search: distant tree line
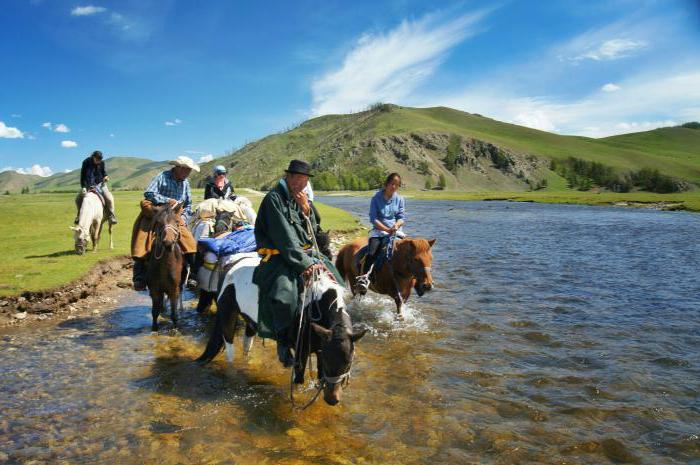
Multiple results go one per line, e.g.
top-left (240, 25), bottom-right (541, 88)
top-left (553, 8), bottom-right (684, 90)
top-left (550, 157), bottom-right (688, 193)
top-left (312, 167), bottom-right (386, 191)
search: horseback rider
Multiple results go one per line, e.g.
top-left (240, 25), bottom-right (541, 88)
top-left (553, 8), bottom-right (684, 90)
top-left (253, 159), bottom-right (340, 367)
top-left (356, 172), bottom-right (405, 293)
top-left (204, 165), bottom-right (236, 200)
top-left (75, 150), bottom-right (117, 225)
top-left (130, 156), bottom-right (199, 291)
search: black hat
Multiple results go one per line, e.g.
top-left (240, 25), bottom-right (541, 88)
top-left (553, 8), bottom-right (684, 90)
top-left (285, 159), bottom-right (313, 177)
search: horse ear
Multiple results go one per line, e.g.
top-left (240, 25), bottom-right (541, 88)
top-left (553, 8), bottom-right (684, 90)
top-left (349, 326), bottom-right (368, 343)
top-left (173, 202), bottom-right (183, 215)
top-left (311, 322), bottom-right (332, 341)
top-left (69, 226), bottom-right (79, 231)
top-left (428, 238), bottom-right (436, 248)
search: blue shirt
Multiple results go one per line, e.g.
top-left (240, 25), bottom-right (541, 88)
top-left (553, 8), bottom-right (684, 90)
top-left (369, 189), bottom-right (405, 235)
top-left (144, 169), bottom-right (193, 222)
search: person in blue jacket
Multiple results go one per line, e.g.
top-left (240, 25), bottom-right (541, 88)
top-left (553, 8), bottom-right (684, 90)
top-left (356, 172), bottom-right (405, 292)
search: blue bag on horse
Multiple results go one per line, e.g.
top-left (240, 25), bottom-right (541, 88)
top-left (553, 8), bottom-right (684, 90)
top-left (198, 226), bottom-right (257, 256)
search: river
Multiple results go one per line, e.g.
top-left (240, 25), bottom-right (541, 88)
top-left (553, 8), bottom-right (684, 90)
top-left (1, 198), bottom-right (699, 464)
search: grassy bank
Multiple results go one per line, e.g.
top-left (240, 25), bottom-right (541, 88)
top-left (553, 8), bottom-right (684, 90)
top-left (0, 189), bottom-right (362, 297)
top-left (321, 189), bottom-right (700, 212)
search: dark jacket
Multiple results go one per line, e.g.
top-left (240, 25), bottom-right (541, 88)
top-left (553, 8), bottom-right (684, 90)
top-left (252, 179), bottom-right (340, 339)
top-left (80, 157), bottom-right (107, 189)
top-left (204, 179), bottom-right (234, 200)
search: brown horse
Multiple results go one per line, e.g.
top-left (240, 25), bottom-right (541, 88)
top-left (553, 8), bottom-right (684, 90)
top-left (336, 237), bottom-right (436, 315)
top-left (147, 203), bottom-right (186, 331)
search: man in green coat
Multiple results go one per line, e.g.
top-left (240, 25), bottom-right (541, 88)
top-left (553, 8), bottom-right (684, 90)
top-left (253, 159), bottom-right (339, 367)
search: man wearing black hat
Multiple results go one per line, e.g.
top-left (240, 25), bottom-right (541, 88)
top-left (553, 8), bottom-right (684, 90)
top-left (253, 159), bottom-right (339, 367)
top-left (75, 150), bottom-right (117, 225)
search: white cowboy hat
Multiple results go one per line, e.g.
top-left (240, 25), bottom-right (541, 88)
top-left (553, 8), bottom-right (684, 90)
top-left (169, 155), bottom-right (200, 172)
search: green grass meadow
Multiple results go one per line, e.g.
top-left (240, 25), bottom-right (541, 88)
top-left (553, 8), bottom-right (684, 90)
top-left (0, 189), bottom-right (362, 297)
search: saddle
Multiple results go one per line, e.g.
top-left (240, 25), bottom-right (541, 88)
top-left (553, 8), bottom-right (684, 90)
top-left (88, 187), bottom-right (106, 208)
top-left (355, 237), bottom-right (395, 276)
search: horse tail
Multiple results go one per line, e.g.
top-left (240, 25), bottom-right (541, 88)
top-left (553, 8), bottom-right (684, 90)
top-left (196, 285), bottom-right (236, 364)
top-left (335, 246), bottom-right (348, 283)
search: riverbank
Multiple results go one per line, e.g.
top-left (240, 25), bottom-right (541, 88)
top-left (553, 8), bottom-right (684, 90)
top-left (0, 190), bottom-right (362, 298)
top-left (0, 231), bottom-right (357, 328)
top-left (322, 189), bottom-right (700, 212)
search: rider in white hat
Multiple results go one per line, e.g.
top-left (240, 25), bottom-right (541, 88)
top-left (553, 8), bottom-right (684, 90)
top-left (130, 155), bottom-right (200, 291)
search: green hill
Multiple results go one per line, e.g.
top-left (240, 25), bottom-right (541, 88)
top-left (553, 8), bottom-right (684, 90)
top-left (0, 171), bottom-right (42, 193)
top-left (190, 105), bottom-right (700, 193)
top-left (33, 157), bottom-right (170, 191)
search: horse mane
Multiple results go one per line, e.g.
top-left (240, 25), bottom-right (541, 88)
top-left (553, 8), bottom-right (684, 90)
top-left (309, 272), bottom-right (346, 310)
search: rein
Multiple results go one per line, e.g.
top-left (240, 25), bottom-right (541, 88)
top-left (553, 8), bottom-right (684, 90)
top-left (289, 213), bottom-right (352, 410)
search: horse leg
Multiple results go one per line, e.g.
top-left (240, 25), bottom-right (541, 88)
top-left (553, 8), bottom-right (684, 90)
top-left (108, 222), bottom-right (113, 250)
top-left (293, 331), bottom-right (309, 385)
top-left (242, 323), bottom-right (256, 356)
top-left (394, 293), bottom-right (404, 317)
top-left (169, 287), bottom-right (179, 328)
top-left (151, 291), bottom-right (164, 331)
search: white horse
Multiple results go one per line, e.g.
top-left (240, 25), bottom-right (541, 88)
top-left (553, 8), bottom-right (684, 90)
top-left (70, 191), bottom-right (113, 255)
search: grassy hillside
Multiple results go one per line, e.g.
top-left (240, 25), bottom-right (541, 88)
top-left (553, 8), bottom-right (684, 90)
top-left (191, 105), bottom-right (700, 191)
top-left (0, 171), bottom-right (42, 193)
top-left (32, 157), bottom-right (170, 191)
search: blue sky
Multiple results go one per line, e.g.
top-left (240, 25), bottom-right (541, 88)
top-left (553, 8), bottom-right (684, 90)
top-left (1, 0), bottom-right (699, 176)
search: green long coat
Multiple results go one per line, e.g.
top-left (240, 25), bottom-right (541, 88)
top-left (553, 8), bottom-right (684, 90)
top-left (252, 180), bottom-right (341, 340)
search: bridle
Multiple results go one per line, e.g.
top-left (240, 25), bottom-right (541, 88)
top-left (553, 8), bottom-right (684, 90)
top-left (153, 222), bottom-right (180, 259)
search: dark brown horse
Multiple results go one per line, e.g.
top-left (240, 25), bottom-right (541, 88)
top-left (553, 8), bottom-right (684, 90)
top-left (336, 237), bottom-right (436, 315)
top-left (147, 203), bottom-right (186, 331)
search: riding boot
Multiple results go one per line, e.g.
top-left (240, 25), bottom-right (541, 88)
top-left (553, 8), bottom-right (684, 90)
top-left (132, 258), bottom-right (147, 291)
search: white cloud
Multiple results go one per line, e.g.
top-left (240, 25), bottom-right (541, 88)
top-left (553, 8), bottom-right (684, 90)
top-left (0, 121), bottom-right (24, 139)
top-left (310, 9), bottom-right (491, 116)
top-left (61, 140), bottom-right (78, 148)
top-left (198, 155), bottom-right (214, 163)
top-left (42, 122), bottom-right (52, 129)
top-left (429, 70), bottom-right (700, 137)
top-left (601, 83), bottom-right (621, 92)
top-left (54, 123), bottom-right (70, 133)
top-left (109, 133), bottom-right (115, 138)
top-left (2, 165), bottom-right (54, 177)
top-left (513, 110), bottom-right (557, 132)
top-left (165, 118), bottom-right (182, 126)
top-left (71, 6), bottom-right (107, 16)
top-left (576, 39), bottom-right (647, 61)
top-left (11, 114), bottom-right (21, 118)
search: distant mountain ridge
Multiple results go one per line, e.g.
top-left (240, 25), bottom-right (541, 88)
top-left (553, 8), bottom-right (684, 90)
top-left (3, 105), bottom-right (699, 194)
top-left (0, 157), bottom-right (170, 193)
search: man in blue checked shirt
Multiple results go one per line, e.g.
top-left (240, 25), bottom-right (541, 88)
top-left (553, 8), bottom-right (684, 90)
top-left (130, 156), bottom-right (200, 291)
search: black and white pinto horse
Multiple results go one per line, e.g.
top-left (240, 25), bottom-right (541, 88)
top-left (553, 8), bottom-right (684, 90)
top-left (197, 254), bottom-right (367, 406)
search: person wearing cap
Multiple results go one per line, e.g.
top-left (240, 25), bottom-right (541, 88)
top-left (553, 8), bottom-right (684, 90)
top-left (204, 165), bottom-right (235, 200)
top-left (75, 150), bottom-right (117, 225)
top-left (130, 156), bottom-right (200, 291)
top-left (252, 159), bottom-right (342, 367)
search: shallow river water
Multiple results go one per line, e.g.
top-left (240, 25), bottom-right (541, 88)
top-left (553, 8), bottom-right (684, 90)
top-left (1, 199), bottom-right (699, 464)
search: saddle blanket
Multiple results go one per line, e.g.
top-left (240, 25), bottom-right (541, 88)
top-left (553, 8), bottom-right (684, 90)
top-left (218, 253), bottom-right (261, 323)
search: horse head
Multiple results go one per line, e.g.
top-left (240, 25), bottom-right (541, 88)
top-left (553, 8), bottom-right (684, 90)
top-left (153, 203), bottom-right (182, 249)
top-left (308, 274), bottom-right (367, 406)
top-left (401, 238), bottom-right (436, 297)
top-left (70, 225), bottom-right (89, 255)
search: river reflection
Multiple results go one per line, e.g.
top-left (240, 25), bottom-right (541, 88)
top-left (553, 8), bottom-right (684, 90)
top-left (1, 199), bottom-right (699, 464)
